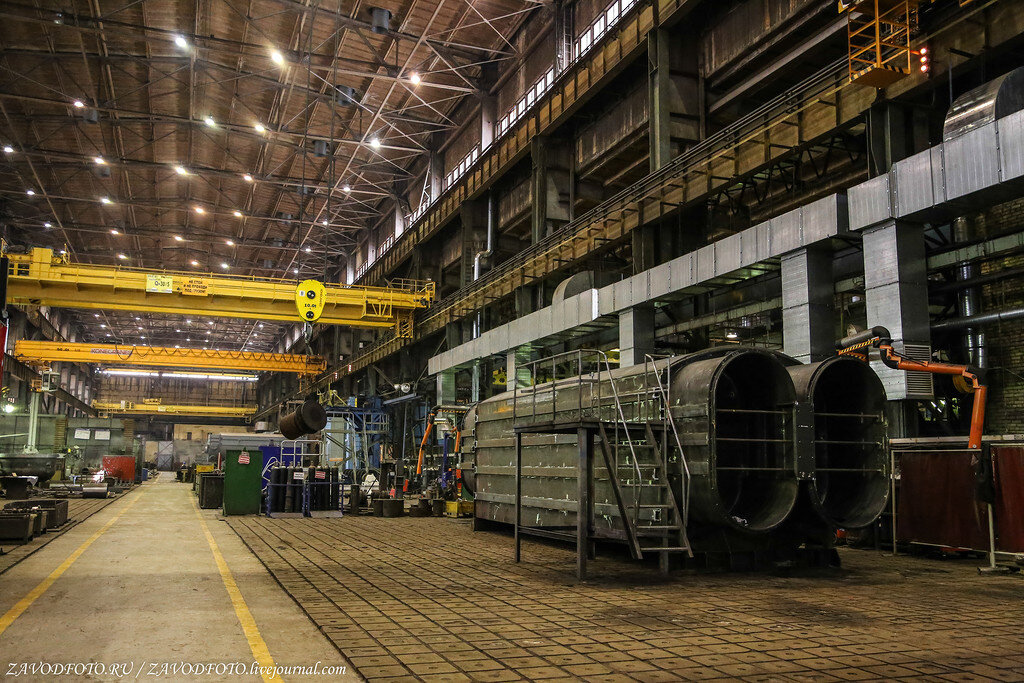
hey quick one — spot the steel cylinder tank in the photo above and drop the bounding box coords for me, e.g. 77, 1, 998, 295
465, 348, 801, 544
673, 350, 798, 533
787, 356, 889, 529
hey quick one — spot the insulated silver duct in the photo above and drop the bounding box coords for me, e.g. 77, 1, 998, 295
944, 66, 1024, 141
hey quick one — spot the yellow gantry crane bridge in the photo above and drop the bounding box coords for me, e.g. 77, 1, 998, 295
91, 401, 258, 419
5, 248, 434, 336
14, 341, 327, 376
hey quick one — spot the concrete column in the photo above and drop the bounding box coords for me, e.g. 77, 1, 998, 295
530, 136, 570, 244
619, 306, 655, 368
863, 220, 933, 399
781, 246, 834, 363
436, 370, 456, 405
647, 28, 701, 172
428, 147, 443, 202
506, 347, 533, 389
471, 361, 481, 403
394, 205, 406, 238
480, 94, 496, 150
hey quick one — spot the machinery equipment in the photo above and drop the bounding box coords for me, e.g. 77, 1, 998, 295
279, 400, 328, 440
462, 347, 890, 573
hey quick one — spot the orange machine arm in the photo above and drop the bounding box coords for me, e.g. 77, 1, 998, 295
838, 326, 986, 449
415, 413, 435, 476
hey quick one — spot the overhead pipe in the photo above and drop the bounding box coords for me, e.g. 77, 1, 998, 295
932, 307, 1024, 331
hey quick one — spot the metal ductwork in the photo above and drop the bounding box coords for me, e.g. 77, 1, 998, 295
370, 7, 391, 34
463, 348, 886, 555
551, 270, 617, 304
279, 400, 328, 440
336, 86, 359, 106
944, 66, 1024, 141
786, 356, 889, 529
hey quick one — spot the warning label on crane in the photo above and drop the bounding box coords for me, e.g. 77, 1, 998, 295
295, 279, 327, 322
181, 278, 209, 296
146, 274, 173, 293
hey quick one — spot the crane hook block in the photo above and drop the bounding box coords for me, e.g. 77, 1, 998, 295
295, 279, 327, 322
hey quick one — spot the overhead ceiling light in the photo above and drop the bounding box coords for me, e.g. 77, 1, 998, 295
186, 337, 191, 341
174, 235, 184, 241
194, 206, 205, 214
175, 345, 180, 349
726, 331, 739, 339
117, 253, 127, 259
186, 319, 192, 323
174, 165, 188, 175
342, 184, 351, 193
303, 246, 312, 253
258, 323, 264, 328
206, 330, 212, 334
233, 210, 242, 217
243, 173, 253, 182
105, 333, 112, 338
174, 35, 188, 48
207, 321, 214, 325
100, 196, 112, 204
190, 260, 199, 266
72, 100, 85, 108
204, 116, 215, 127
135, 317, 140, 321
94, 313, 100, 318
220, 262, 229, 269
409, 71, 421, 85
100, 324, 106, 328
175, 328, 181, 332
94, 156, 106, 165
110, 228, 120, 235
226, 239, 234, 246
140, 335, 146, 339
43, 222, 52, 228
270, 49, 285, 65
369, 137, 381, 149
25, 189, 34, 196
3, 145, 13, 154
254, 123, 266, 134
293, 268, 299, 274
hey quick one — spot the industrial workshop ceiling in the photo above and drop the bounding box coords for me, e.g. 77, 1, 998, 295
0, 0, 535, 350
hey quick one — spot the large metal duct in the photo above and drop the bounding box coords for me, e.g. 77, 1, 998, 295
943, 66, 1024, 141
787, 356, 889, 529
466, 348, 801, 542
675, 350, 798, 533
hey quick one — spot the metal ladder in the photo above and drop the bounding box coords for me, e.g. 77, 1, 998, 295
593, 355, 692, 560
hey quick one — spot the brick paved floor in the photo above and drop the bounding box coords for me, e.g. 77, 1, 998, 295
227, 515, 1024, 682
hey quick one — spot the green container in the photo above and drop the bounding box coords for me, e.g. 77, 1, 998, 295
222, 449, 263, 515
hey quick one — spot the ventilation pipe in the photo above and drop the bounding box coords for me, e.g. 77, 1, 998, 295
336, 86, 358, 106
370, 7, 391, 34
953, 217, 985, 368
471, 194, 495, 340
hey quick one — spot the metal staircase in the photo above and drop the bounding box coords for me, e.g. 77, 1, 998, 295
590, 354, 692, 560
510, 349, 692, 567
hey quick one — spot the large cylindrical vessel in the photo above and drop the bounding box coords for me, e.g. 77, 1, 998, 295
786, 356, 889, 529
464, 348, 802, 546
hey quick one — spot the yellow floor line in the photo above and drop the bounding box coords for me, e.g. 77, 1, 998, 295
190, 496, 279, 683
0, 491, 142, 637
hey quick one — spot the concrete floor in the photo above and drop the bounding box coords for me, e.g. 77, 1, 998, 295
0, 476, 355, 682
230, 515, 1024, 682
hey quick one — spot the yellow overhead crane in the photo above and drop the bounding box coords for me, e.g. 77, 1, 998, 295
92, 401, 257, 419
4, 248, 434, 335
14, 340, 327, 375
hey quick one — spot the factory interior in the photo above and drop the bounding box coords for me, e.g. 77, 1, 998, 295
1, 0, 1024, 680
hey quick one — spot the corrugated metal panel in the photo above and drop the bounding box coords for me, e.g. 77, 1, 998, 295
944, 125, 1000, 200
998, 109, 1024, 182
848, 175, 893, 230
894, 149, 935, 217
